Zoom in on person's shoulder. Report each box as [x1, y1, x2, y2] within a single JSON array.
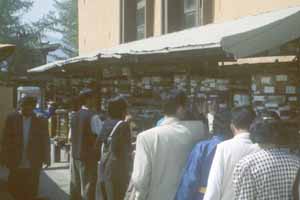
[[116, 121, 130, 132], [34, 114, 48, 123], [7, 111, 19, 117], [179, 120, 205, 129], [137, 126, 167, 144], [137, 127, 157, 139], [238, 151, 260, 166], [217, 137, 235, 148], [279, 150, 300, 164], [194, 137, 215, 148]]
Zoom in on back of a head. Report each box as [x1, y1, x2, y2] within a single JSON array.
[[213, 108, 232, 138], [79, 88, 96, 106], [250, 119, 280, 145], [231, 106, 256, 131], [162, 90, 186, 117], [108, 96, 127, 120], [19, 96, 37, 108]]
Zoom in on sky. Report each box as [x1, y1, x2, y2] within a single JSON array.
[[23, 0, 54, 23]]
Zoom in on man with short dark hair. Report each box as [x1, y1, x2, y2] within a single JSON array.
[[0, 96, 50, 200], [204, 106, 260, 200], [70, 89, 103, 200], [95, 96, 132, 200], [233, 119, 300, 200], [131, 91, 207, 200]]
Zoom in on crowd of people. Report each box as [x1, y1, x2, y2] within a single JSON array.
[[1, 88, 300, 200]]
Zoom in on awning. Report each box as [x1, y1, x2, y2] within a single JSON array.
[[0, 44, 16, 62], [28, 5, 300, 73]]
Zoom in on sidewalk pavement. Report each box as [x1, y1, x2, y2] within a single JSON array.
[[0, 162, 70, 200]]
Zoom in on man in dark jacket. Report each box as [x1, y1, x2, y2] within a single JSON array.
[[0, 96, 50, 200], [70, 89, 103, 200], [95, 97, 132, 200]]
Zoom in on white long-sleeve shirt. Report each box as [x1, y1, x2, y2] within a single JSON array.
[[203, 132, 260, 200]]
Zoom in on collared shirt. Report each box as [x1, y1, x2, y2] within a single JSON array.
[[203, 132, 260, 200], [20, 116, 31, 168], [81, 105, 103, 135], [156, 117, 165, 127], [233, 148, 300, 200], [132, 117, 208, 200], [175, 135, 225, 200]]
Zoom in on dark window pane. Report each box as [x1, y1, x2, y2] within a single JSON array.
[[184, 11, 197, 28], [136, 0, 146, 39], [184, 0, 199, 28], [137, 24, 145, 39], [137, 8, 145, 26], [184, 0, 197, 13]]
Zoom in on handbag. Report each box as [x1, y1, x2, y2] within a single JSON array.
[[99, 121, 124, 182]]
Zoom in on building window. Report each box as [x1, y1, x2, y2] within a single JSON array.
[[136, 0, 146, 40], [163, 0, 204, 33], [121, 0, 154, 43], [183, 0, 200, 28]]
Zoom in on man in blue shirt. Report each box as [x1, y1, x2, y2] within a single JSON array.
[[175, 109, 232, 200]]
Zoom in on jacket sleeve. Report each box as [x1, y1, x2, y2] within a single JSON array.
[[0, 114, 12, 165], [175, 144, 204, 200], [203, 144, 224, 200], [41, 118, 50, 165], [132, 134, 151, 200]]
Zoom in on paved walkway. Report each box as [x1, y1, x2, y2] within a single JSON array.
[[40, 163, 70, 200], [0, 162, 70, 200]]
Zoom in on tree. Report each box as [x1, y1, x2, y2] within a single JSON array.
[[0, 0, 52, 74], [0, 0, 47, 48], [46, 0, 78, 58]]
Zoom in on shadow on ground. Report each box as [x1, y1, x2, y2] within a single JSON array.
[[0, 163, 70, 200], [39, 171, 69, 200]]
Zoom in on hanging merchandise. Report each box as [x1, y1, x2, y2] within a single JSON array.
[[251, 74, 300, 119]]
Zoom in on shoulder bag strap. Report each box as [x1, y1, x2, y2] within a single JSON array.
[[101, 120, 124, 155]]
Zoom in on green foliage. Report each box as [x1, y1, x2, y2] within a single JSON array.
[[0, 0, 38, 46], [0, 0, 51, 74], [46, 0, 78, 57]]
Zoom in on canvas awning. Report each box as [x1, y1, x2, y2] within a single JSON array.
[[0, 44, 16, 62], [28, 5, 300, 73]]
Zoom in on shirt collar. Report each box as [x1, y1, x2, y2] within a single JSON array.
[[233, 132, 250, 140], [160, 116, 179, 126], [81, 105, 89, 110]]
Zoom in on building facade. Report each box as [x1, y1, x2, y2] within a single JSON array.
[[78, 0, 300, 56]]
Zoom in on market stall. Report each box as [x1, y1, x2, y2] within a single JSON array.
[[26, 6, 300, 155]]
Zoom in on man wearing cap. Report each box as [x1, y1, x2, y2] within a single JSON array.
[[0, 96, 50, 200], [131, 91, 208, 200], [70, 89, 103, 200]]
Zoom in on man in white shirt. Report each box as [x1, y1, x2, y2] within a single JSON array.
[[204, 106, 260, 200], [132, 91, 208, 200]]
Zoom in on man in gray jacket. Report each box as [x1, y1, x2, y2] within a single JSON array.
[[131, 91, 208, 200]]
